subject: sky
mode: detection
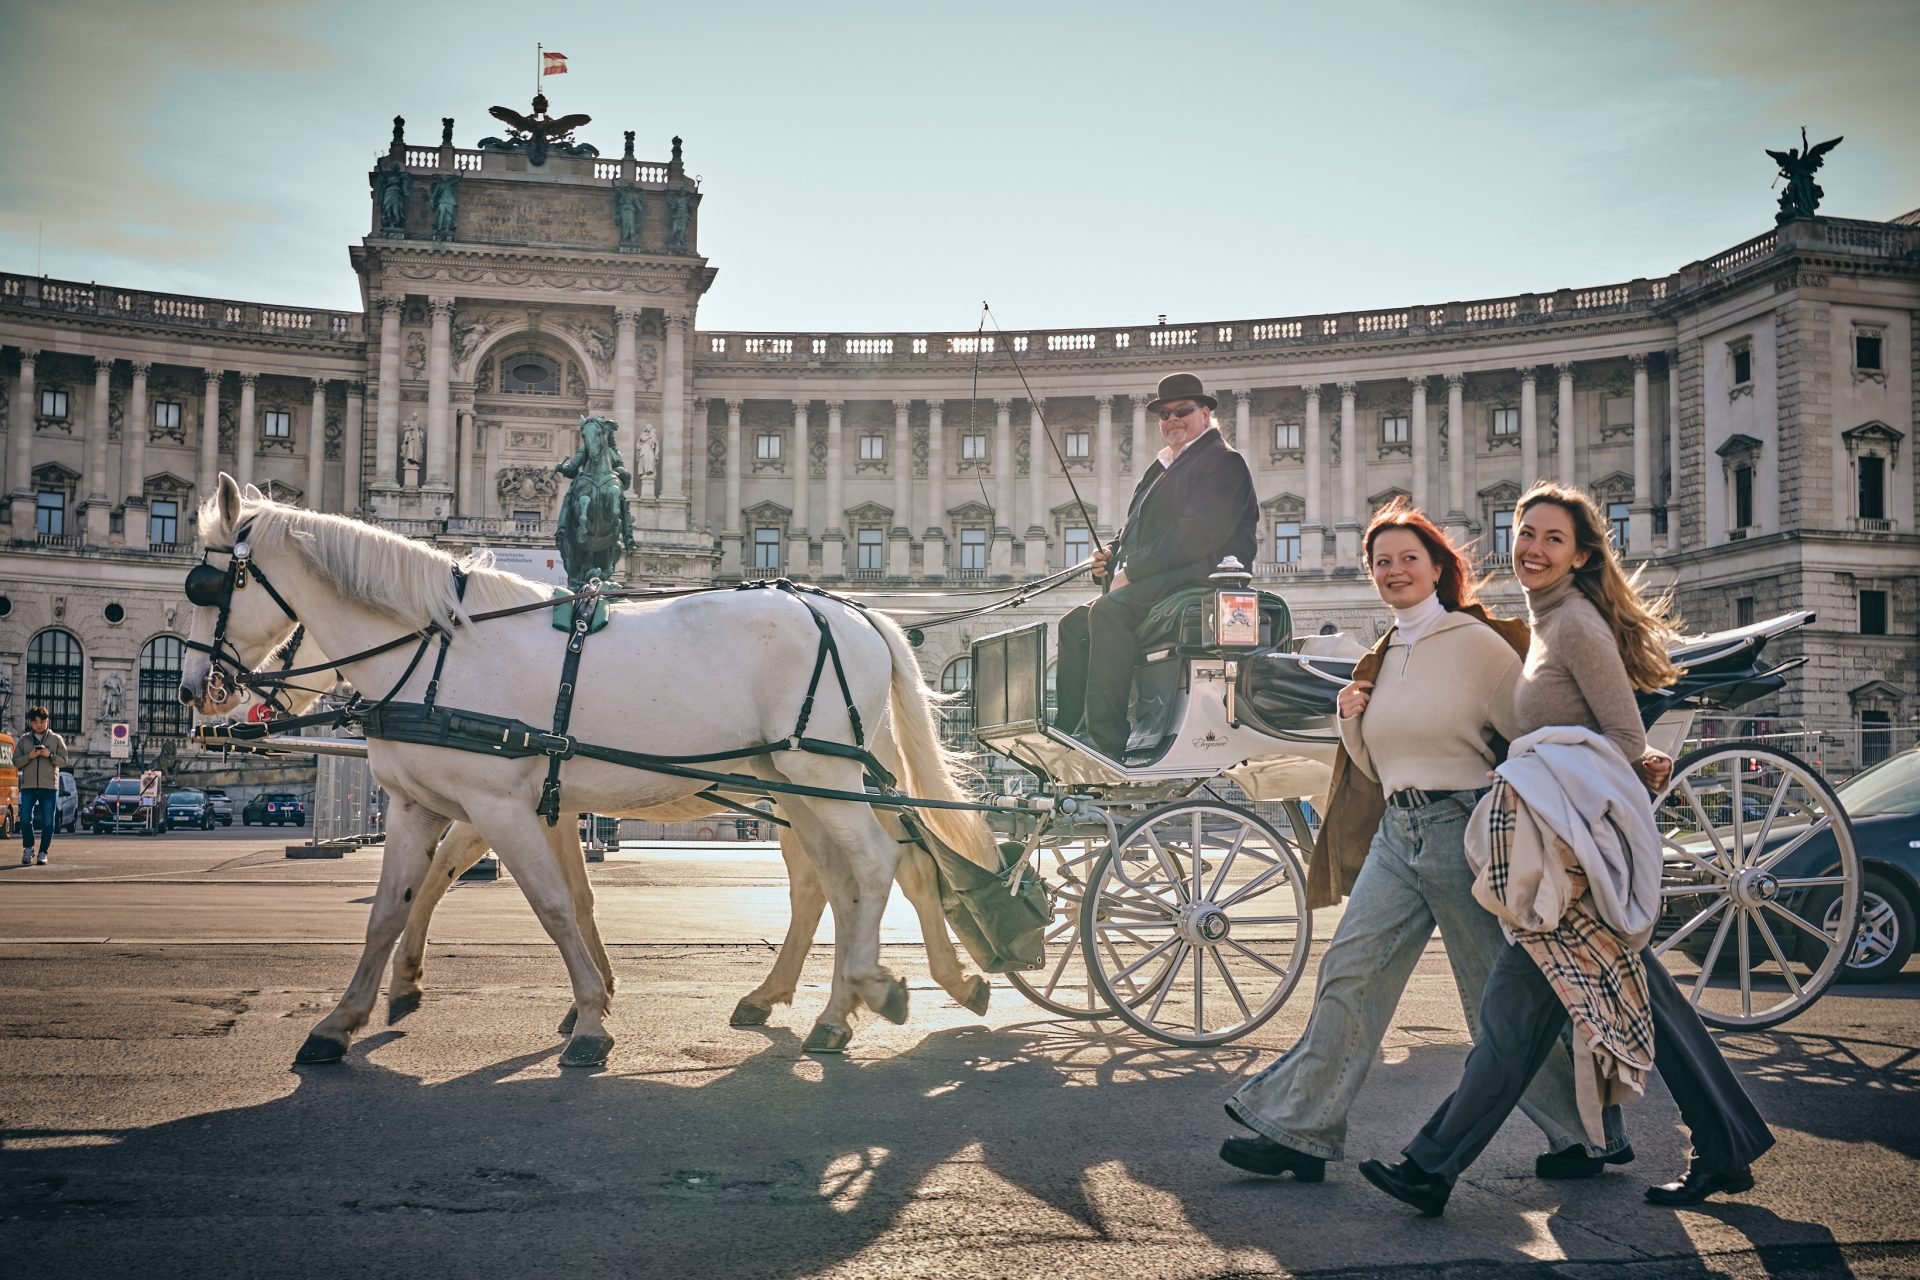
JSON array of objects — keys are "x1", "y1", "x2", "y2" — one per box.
[{"x1": 0, "y1": 0, "x2": 1915, "y2": 333}]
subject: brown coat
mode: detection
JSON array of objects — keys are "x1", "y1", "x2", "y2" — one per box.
[{"x1": 1304, "y1": 605, "x2": 1530, "y2": 909}]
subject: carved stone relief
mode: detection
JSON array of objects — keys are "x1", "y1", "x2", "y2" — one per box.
[
  {"x1": 566, "y1": 361, "x2": 586, "y2": 399},
  {"x1": 1015, "y1": 431, "x2": 1031, "y2": 477},
  {"x1": 324, "y1": 410, "x2": 343, "y2": 460},
  {"x1": 1118, "y1": 426, "x2": 1133, "y2": 474},
  {"x1": 496, "y1": 465, "x2": 560, "y2": 510},
  {"x1": 108, "y1": 389, "x2": 124, "y2": 442},
  {"x1": 562, "y1": 316, "x2": 616, "y2": 379},
  {"x1": 505, "y1": 428, "x2": 552, "y2": 452},
  {"x1": 405, "y1": 331, "x2": 427, "y2": 379},
  {"x1": 809, "y1": 422, "x2": 828, "y2": 478},
  {"x1": 707, "y1": 422, "x2": 726, "y2": 478},
  {"x1": 912, "y1": 424, "x2": 929, "y2": 478},
  {"x1": 218, "y1": 403, "x2": 236, "y2": 456}
]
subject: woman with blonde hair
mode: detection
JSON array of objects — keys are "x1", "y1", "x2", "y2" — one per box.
[{"x1": 1361, "y1": 482, "x2": 1773, "y2": 1216}]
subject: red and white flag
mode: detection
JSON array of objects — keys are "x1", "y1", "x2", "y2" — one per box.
[{"x1": 542, "y1": 51, "x2": 569, "y2": 75}]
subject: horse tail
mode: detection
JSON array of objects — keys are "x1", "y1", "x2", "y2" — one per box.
[{"x1": 871, "y1": 612, "x2": 1000, "y2": 872}]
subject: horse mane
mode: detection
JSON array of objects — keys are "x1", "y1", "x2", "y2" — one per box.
[{"x1": 197, "y1": 492, "x2": 546, "y2": 630}]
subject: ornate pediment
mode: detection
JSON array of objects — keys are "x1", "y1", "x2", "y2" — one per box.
[
  {"x1": 31, "y1": 461, "x2": 80, "y2": 488},
  {"x1": 1050, "y1": 498, "x2": 1098, "y2": 523},
  {"x1": 144, "y1": 471, "x2": 195, "y2": 498},
  {"x1": 947, "y1": 501, "x2": 993, "y2": 522},
  {"x1": 1850, "y1": 679, "x2": 1907, "y2": 709},
  {"x1": 742, "y1": 499, "x2": 791, "y2": 523},
  {"x1": 1590, "y1": 469, "x2": 1634, "y2": 502},
  {"x1": 1478, "y1": 479, "x2": 1522, "y2": 504},
  {"x1": 1261, "y1": 492, "x2": 1305, "y2": 519},
  {"x1": 844, "y1": 501, "x2": 893, "y2": 526},
  {"x1": 259, "y1": 478, "x2": 303, "y2": 504},
  {"x1": 1843, "y1": 420, "x2": 1903, "y2": 467},
  {"x1": 1716, "y1": 433, "x2": 1764, "y2": 468},
  {"x1": 1367, "y1": 487, "x2": 1410, "y2": 513}
]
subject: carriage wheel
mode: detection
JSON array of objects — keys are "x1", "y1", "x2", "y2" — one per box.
[
  {"x1": 1004, "y1": 833, "x2": 1118, "y2": 1019},
  {"x1": 1652, "y1": 743, "x2": 1860, "y2": 1031},
  {"x1": 1080, "y1": 801, "x2": 1312, "y2": 1047}
]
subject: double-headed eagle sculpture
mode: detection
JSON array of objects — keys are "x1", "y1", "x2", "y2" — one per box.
[{"x1": 479, "y1": 92, "x2": 597, "y2": 166}]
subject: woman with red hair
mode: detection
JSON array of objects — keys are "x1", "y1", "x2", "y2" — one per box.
[{"x1": 1222, "y1": 501, "x2": 1624, "y2": 1184}]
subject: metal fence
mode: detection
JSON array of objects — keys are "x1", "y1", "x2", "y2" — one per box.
[{"x1": 311, "y1": 751, "x2": 385, "y2": 845}]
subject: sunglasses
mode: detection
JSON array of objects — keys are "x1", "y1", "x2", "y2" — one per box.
[{"x1": 1158, "y1": 403, "x2": 1201, "y2": 421}]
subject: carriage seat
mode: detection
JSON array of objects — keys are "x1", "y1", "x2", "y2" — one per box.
[{"x1": 1134, "y1": 587, "x2": 1292, "y2": 660}]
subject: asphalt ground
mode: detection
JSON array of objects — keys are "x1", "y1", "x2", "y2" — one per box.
[{"x1": 3, "y1": 828, "x2": 1918, "y2": 1279}]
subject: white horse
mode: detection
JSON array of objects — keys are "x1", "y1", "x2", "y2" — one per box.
[
  {"x1": 235, "y1": 647, "x2": 992, "y2": 1042},
  {"x1": 180, "y1": 475, "x2": 998, "y2": 1066}
]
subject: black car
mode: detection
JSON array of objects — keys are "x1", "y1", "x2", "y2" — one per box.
[
  {"x1": 1802, "y1": 747, "x2": 1920, "y2": 981},
  {"x1": 166, "y1": 790, "x2": 217, "y2": 831},
  {"x1": 243, "y1": 792, "x2": 307, "y2": 827}
]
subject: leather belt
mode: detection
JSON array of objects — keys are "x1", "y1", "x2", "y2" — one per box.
[{"x1": 1386, "y1": 786, "x2": 1486, "y2": 812}]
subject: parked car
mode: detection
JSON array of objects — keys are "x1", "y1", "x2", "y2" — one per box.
[
  {"x1": 87, "y1": 775, "x2": 167, "y2": 835},
  {"x1": 243, "y1": 792, "x2": 307, "y2": 827},
  {"x1": 1799, "y1": 747, "x2": 1920, "y2": 981},
  {"x1": 204, "y1": 789, "x2": 235, "y2": 827},
  {"x1": 56, "y1": 770, "x2": 80, "y2": 832},
  {"x1": 166, "y1": 790, "x2": 217, "y2": 831}
]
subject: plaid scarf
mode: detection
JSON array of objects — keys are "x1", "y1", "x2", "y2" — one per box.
[{"x1": 1481, "y1": 778, "x2": 1656, "y2": 1143}]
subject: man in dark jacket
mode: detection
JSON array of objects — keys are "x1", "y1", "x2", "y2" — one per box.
[{"x1": 1055, "y1": 373, "x2": 1259, "y2": 757}]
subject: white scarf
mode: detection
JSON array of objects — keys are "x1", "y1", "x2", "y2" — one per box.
[{"x1": 1391, "y1": 592, "x2": 1447, "y2": 647}]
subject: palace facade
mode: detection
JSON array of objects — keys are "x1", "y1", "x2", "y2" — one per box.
[{"x1": 2, "y1": 109, "x2": 1916, "y2": 790}]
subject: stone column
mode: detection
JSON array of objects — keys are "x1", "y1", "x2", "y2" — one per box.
[
  {"x1": 198, "y1": 370, "x2": 221, "y2": 507},
  {"x1": 721, "y1": 398, "x2": 744, "y2": 577},
  {"x1": 661, "y1": 312, "x2": 688, "y2": 503},
  {"x1": 1233, "y1": 389, "x2": 1252, "y2": 454},
  {"x1": 821, "y1": 399, "x2": 846, "y2": 579},
  {"x1": 991, "y1": 399, "x2": 1013, "y2": 576},
  {"x1": 613, "y1": 307, "x2": 639, "y2": 436},
  {"x1": 343, "y1": 383, "x2": 365, "y2": 514},
  {"x1": 889, "y1": 398, "x2": 912, "y2": 578},
  {"x1": 454, "y1": 407, "x2": 475, "y2": 515},
  {"x1": 1518, "y1": 366, "x2": 1538, "y2": 489},
  {"x1": 1409, "y1": 376, "x2": 1430, "y2": 512},
  {"x1": 374, "y1": 295, "x2": 401, "y2": 486},
  {"x1": 1336, "y1": 381, "x2": 1359, "y2": 561},
  {"x1": 923, "y1": 400, "x2": 946, "y2": 577},
  {"x1": 689, "y1": 397, "x2": 709, "y2": 531},
  {"x1": 1130, "y1": 393, "x2": 1150, "y2": 483},
  {"x1": 1095, "y1": 394, "x2": 1116, "y2": 538},
  {"x1": 1302, "y1": 385, "x2": 1325, "y2": 565},
  {"x1": 1666, "y1": 350, "x2": 1681, "y2": 552},
  {"x1": 788, "y1": 399, "x2": 810, "y2": 577},
  {"x1": 1555, "y1": 362, "x2": 1576, "y2": 483},
  {"x1": 1445, "y1": 373, "x2": 1467, "y2": 533},
  {"x1": 82, "y1": 357, "x2": 112, "y2": 544},
  {"x1": 1025, "y1": 398, "x2": 1049, "y2": 574},
  {"x1": 1630, "y1": 353, "x2": 1652, "y2": 554},
  {"x1": 426, "y1": 296, "x2": 453, "y2": 488},
  {"x1": 122, "y1": 362, "x2": 150, "y2": 549},
  {"x1": 8, "y1": 348, "x2": 35, "y2": 500},
  {"x1": 305, "y1": 379, "x2": 328, "y2": 508},
  {"x1": 235, "y1": 372, "x2": 258, "y2": 492}
]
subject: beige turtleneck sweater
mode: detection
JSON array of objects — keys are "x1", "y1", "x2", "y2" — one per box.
[
  {"x1": 1514, "y1": 575, "x2": 1647, "y2": 763},
  {"x1": 1339, "y1": 610, "x2": 1525, "y2": 794}
]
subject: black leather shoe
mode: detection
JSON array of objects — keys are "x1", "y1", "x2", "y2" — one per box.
[
  {"x1": 1219, "y1": 1135, "x2": 1326, "y2": 1181},
  {"x1": 1645, "y1": 1163, "x2": 1754, "y2": 1205},
  {"x1": 1535, "y1": 1143, "x2": 1635, "y2": 1180},
  {"x1": 1358, "y1": 1157, "x2": 1451, "y2": 1217}
]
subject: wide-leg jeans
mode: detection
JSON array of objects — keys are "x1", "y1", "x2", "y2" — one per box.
[{"x1": 1227, "y1": 793, "x2": 1624, "y2": 1162}]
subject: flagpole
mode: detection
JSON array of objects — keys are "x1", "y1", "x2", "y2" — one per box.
[{"x1": 535, "y1": 43, "x2": 541, "y2": 96}]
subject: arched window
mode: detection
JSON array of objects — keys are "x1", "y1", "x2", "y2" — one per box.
[
  {"x1": 140, "y1": 635, "x2": 192, "y2": 741},
  {"x1": 500, "y1": 352, "x2": 561, "y2": 396},
  {"x1": 27, "y1": 628, "x2": 84, "y2": 736},
  {"x1": 937, "y1": 656, "x2": 973, "y2": 749}
]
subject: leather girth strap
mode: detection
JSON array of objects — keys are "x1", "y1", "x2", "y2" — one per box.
[{"x1": 538, "y1": 579, "x2": 600, "y2": 825}]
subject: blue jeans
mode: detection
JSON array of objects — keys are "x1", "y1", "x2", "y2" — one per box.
[
  {"x1": 20, "y1": 788, "x2": 58, "y2": 855},
  {"x1": 1226, "y1": 792, "x2": 1624, "y2": 1161}
]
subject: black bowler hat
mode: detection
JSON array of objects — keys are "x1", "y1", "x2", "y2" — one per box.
[{"x1": 1147, "y1": 372, "x2": 1218, "y2": 413}]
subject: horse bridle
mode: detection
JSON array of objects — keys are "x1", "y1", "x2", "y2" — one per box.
[{"x1": 183, "y1": 523, "x2": 304, "y2": 708}]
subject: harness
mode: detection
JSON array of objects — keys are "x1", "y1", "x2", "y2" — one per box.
[{"x1": 187, "y1": 537, "x2": 912, "y2": 824}]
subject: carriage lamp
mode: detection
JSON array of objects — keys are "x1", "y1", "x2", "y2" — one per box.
[{"x1": 1207, "y1": 557, "x2": 1260, "y2": 649}]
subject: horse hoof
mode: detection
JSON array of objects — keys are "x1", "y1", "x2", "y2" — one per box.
[
  {"x1": 294, "y1": 1032, "x2": 348, "y2": 1064},
  {"x1": 960, "y1": 976, "x2": 992, "y2": 1016},
  {"x1": 559, "y1": 1031, "x2": 614, "y2": 1068},
  {"x1": 874, "y1": 978, "x2": 910, "y2": 1026},
  {"x1": 729, "y1": 999, "x2": 772, "y2": 1027},
  {"x1": 386, "y1": 990, "x2": 422, "y2": 1024},
  {"x1": 803, "y1": 1023, "x2": 852, "y2": 1055},
  {"x1": 557, "y1": 1007, "x2": 578, "y2": 1037}
]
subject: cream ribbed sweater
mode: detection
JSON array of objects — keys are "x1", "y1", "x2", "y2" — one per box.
[
  {"x1": 1338, "y1": 610, "x2": 1525, "y2": 794},
  {"x1": 1515, "y1": 576, "x2": 1647, "y2": 763}
]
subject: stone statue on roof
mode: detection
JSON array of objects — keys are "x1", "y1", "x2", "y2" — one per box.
[{"x1": 1768, "y1": 128, "x2": 1843, "y2": 223}]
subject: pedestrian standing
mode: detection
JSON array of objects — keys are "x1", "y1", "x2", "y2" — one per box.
[
  {"x1": 1361, "y1": 482, "x2": 1774, "y2": 1217},
  {"x1": 18, "y1": 706, "x2": 69, "y2": 866}
]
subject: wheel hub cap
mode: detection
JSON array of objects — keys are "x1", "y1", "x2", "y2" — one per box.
[
  {"x1": 1178, "y1": 904, "x2": 1230, "y2": 945},
  {"x1": 1730, "y1": 868, "x2": 1780, "y2": 909}
]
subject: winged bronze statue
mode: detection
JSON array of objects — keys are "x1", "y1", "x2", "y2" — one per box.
[
  {"x1": 1767, "y1": 128, "x2": 1842, "y2": 223},
  {"x1": 478, "y1": 92, "x2": 597, "y2": 166}
]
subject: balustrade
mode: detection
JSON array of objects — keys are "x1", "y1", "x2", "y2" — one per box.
[
  {"x1": 1575, "y1": 286, "x2": 1630, "y2": 309},
  {"x1": 1149, "y1": 327, "x2": 1197, "y2": 348},
  {"x1": 0, "y1": 271, "x2": 360, "y2": 340},
  {"x1": 1357, "y1": 312, "x2": 1407, "y2": 333}
]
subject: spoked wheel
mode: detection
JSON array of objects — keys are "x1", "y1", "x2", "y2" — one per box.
[
  {"x1": 1652, "y1": 743, "x2": 1860, "y2": 1031},
  {"x1": 1080, "y1": 800, "x2": 1312, "y2": 1047},
  {"x1": 1004, "y1": 833, "x2": 1119, "y2": 1019}
]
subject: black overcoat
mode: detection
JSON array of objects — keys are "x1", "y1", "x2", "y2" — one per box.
[{"x1": 1111, "y1": 427, "x2": 1259, "y2": 601}]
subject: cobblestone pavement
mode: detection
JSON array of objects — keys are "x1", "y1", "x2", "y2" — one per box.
[{"x1": 2, "y1": 832, "x2": 1917, "y2": 1279}]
